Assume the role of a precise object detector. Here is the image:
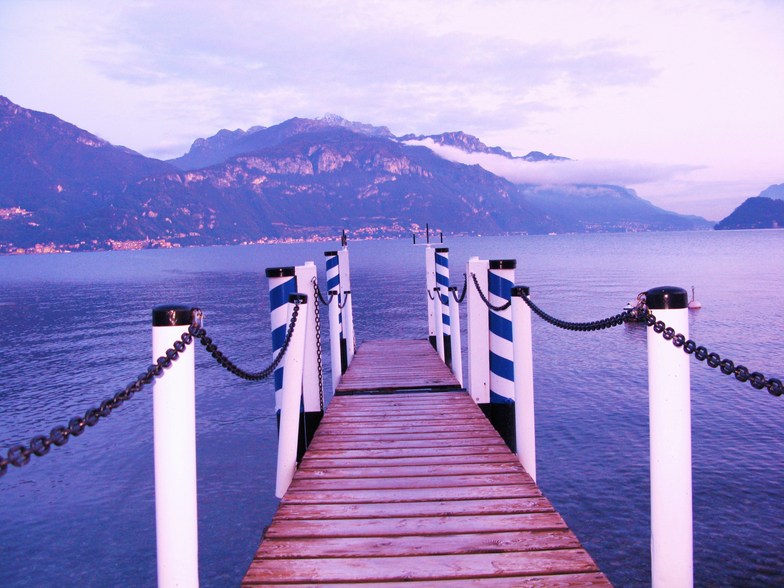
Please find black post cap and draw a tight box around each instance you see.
[489,259,517,270]
[645,286,688,310]
[435,247,449,253]
[511,286,530,297]
[265,266,296,278]
[324,250,338,256]
[152,305,193,327]
[288,293,308,304]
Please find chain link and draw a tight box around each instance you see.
[191,301,300,381]
[520,291,781,398]
[517,288,638,331]
[452,273,468,303]
[313,281,333,306]
[470,273,512,311]
[312,279,325,411]
[0,311,201,478]
[338,291,350,310]
[642,305,783,398]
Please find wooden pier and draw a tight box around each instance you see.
[243,340,610,586]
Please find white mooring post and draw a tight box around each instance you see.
[466,257,490,407]
[448,285,464,386]
[433,287,445,362]
[276,293,309,498]
[425,245,437,349]
[152,305,199,588]
[327,288,342,394]
[337,247,355,365]
[294,261,323,444]
[646,286,693,588]
[511,286,537,481]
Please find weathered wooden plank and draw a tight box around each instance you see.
[243,550,600,584]
[275,497,554,520]
[287,472,529,491]
[281,484,543,504]
[253,573,612,587]
[301,445,511,460]
[322,414,487,426]
[266,512,568,538]
[308,435,508,451]
[255,529,579,558]
[294,461,525,479]
[299,452,518,469]
[309,432,502,444]
[315,424,495,436]
[329,392,472,405]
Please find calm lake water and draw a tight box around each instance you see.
[1,230,782,587]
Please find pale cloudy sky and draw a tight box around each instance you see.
[1,0,782,220]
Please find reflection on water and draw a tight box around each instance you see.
[0,231,782,587]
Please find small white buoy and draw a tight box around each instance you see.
[688,286,702,310]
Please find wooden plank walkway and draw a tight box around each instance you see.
[243,341,610,586]
[336,339,462,394]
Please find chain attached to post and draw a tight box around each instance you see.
[642,303,782,398]
[452,273,468,303]
[311,278,325,411]
[1,301,306,478]
[192,301,301,381]
[471,272,512,312]
[0,309,203,477]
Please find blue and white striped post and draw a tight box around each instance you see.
[425,245,437,349]
[435,247,452,367]
[337,247,356,366]
[511,286,536,481]
[266,266,312,462]
[646,286,693,588]
[466,257,490,412]
[275,293,309,498]
[488,259,516,452]
[324,251,347,375]
[152,305,199,588]
[294,261,323,444]
[266,267,298,418]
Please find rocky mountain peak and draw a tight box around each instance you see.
[317,113,394,138]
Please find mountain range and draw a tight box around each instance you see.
[1,96,716,252]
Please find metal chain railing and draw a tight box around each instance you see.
[516,289,781,398]
[0,315,199,477]
[516,288,639,331]
[1,302,302,477]
[470,272,512,312]
[338,291,350,310]
[452,273,468,303]
[313,281,334,306]
[639,302,783,398]
[311,279,325,411]
[192,302,300,381]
